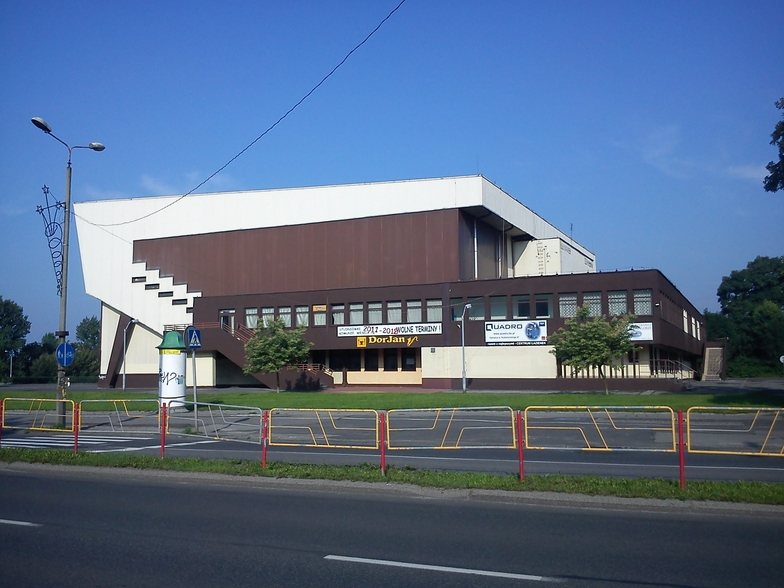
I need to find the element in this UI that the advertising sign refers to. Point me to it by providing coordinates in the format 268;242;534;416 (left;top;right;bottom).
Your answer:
485;320;548;346
337;323;442;337
629;323;653;341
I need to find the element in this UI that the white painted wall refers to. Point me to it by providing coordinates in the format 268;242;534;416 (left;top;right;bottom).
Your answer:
422;345;558;379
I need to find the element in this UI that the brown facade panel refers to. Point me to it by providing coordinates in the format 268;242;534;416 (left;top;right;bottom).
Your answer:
134;209;463;297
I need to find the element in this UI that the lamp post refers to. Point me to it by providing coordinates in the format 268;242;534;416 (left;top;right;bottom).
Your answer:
461;303;472;393
7;350;12;379
123;319;138;392
32;117;104;424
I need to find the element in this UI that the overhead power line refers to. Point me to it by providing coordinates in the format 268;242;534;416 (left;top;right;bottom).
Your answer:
91;0;408;228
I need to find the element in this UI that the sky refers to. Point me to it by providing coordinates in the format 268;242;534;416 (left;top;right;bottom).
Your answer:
1;0;782;343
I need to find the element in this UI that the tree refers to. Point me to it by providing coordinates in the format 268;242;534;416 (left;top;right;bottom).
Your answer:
711;255;784;376
70;316;100;377
717;255;784;319
0;296;31;381
548;306;638;394
243;318;312;392
764;97;784;193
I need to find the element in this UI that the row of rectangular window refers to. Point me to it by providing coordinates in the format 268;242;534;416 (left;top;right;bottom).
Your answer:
241;290;654;329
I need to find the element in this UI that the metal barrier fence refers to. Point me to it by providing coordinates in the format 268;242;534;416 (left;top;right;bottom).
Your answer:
78;399;161;434
268;408;379;449
1;398;75;432
687;407;784;457
2;400;783;486
386;407;515;450
167;402;264;443
524;406;677;452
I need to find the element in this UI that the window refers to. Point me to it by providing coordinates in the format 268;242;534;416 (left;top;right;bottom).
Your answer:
245;307;258;329
696;321;701;341
331;304;345;325
402;348;417;371
158;291;173;298
535;294;552;318
296;306;309;327
313;304;326;326
559;293;577;318
261;307;274;326
387;301;402;323
583;292;602;317
384;348;398;371
346;349;362;371
426;299;442;322
132;276;146;283
512;295;530;319
608;291;628;316
145;283;159;290
490;296;506;320
279;306;292;328
468;299;485;321
450;298;463;321
364;350;379;371
683;309;689;333
172;299;187;305
633;289;653;315
406;300;422;323
349;303;363;325
368;302;382;324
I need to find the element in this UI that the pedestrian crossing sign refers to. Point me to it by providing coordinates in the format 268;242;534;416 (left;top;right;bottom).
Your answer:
186;327;202;349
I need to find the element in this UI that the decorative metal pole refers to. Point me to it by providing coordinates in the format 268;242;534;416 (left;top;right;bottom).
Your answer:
32;117;104;425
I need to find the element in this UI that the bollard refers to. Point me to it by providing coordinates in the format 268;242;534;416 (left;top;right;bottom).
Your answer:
379;411;387;476
678;409;685;489
261;410;268;469
517;410;525;482
160;403;167;459
73;403;80;454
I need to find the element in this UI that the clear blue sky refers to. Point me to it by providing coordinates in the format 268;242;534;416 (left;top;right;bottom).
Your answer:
1;0;782;342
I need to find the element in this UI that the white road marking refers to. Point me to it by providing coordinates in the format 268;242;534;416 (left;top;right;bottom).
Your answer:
88;439;221;454
324;555;562;582
0;518;41;527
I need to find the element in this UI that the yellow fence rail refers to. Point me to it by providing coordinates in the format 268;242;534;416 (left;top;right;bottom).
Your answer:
687;407;784;457
386;407;515;450
268;408;379;449
78;399;162;434
1;398;75;432
524;406;676;452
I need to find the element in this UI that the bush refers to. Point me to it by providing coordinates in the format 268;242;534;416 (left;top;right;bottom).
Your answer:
727;356;782;378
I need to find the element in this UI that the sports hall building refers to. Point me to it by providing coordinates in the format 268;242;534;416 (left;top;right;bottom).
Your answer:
74;175;706;391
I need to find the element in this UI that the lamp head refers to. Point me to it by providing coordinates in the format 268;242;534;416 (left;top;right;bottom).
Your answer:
31;117;52;133
465;303;472;309
88;142;105;151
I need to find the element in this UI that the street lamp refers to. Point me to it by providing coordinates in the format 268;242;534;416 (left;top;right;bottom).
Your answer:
461;303;472;393
32;117;104;423
123;319;139;392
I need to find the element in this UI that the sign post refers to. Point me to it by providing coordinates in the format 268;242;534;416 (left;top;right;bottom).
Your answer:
186;327;202;431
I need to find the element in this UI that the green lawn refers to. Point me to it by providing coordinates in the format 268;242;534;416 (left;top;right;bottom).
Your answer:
1;448;782;505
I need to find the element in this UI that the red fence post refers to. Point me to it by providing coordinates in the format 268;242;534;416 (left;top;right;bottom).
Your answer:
73;403;80;454
0;402;4;447
678;409;685;489
261;410;268;469
160;403;167;459
379;411;387;476
517;410;525;482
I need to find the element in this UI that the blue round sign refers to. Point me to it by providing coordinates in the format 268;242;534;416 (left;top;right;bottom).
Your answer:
56;342;75;367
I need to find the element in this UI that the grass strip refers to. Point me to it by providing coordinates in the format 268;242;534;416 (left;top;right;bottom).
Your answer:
1;448;781;505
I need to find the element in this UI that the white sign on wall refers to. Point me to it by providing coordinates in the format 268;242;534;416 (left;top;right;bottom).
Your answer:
630;323;653;341
337;323;442;337
485;320;548;346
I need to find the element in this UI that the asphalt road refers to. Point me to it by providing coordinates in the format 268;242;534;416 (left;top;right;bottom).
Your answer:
1;464;782;588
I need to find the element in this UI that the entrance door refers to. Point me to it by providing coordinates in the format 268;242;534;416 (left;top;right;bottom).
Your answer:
219;309;236;334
